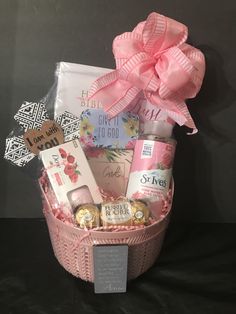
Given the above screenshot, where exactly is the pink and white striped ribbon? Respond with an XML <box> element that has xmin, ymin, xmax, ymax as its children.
<box><xmin>88</xmin><ymin>12</ymin><xmax>205</xmax><ymax>133</ymax></box>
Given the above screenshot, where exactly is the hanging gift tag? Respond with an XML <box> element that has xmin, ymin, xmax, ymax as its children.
<box><xmin>4</xmin><ymin>98</ymin><xmax>80</xmax><ymax>168</ymax></box>
<box><xmin>93</xmin><ymin>245</ymin><xmax>128</xmax><ymax>294</ymax></box>
<box><xmin>24</xmin><ymin>120</ymin><xmax>64</xmax><ymax>155</ymax></box>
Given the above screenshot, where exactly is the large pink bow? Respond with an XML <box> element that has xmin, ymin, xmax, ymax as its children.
<box><xmin>89</xmin><ymin>12</ymin><xmax>205</xmax><ymax>133</ymax></box>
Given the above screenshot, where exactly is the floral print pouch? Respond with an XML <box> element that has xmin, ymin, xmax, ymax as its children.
<box><xmin>79</xmin><ymin>109</ymin><xmax>139</xmax><ymax>149</ymax></box>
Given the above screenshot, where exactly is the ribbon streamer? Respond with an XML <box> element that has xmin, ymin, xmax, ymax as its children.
<box><xmin>89</xmin><ymin>12</ymin><xmax>205</xmax><ymax>133</ymax></box>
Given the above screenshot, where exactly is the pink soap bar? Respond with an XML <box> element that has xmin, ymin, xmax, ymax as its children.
<box><xmin>40</xmin><ymin>139</ymin><xmax>103</xmax><ymax>215</ymax></box>
<box><xmin>68</xmin><ymin>185</ymin><xmax>94</xmax><ymax>208</ymax></box>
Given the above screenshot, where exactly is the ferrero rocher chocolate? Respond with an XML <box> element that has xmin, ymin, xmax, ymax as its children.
<box><xmin>130</xmin><ymin>200</ymin><xmax>149</xmax><ymax>225</ymax></box>
<box><xmin>74</xmin><ymin>204</ymin><xmax>100</xmax><ymax>229</ymax></box>
<box><xmin>100</xmin><ymin>201</ymin><xmax>132</xmax><ymax>226</ymax></box>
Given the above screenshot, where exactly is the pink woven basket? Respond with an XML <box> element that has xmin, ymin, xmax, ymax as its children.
<box><xmin>42</xmin><ymin>187</ymin><xmax>173</xmax><ymax>282</ymax></box>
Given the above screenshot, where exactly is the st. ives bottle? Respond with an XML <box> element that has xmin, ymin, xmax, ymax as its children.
<box><xmin>126</xmin><ymin>120</ymin><xmax>176</xmax><ymax>202</ymax></box>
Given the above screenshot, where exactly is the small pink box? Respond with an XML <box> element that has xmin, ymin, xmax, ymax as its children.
<box><xmin>40</xmin><ymin>139</ymin><xmax>103</xmax><ymax>214</ymax></box>
<box><xmin>86</xmin><ymin>148</ymin><xmax>133</xmax><ymax>197</ymax></box>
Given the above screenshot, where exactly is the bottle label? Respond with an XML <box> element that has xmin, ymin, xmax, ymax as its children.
<box><xmin>126</xmin><ymin>140</ymin><xmax>175</xmax><ymax>200</ymax></box>
<box><xmin>141</xmin><ymin>140</ymin><xmax>154</xmax><ymax>159</ymax></box>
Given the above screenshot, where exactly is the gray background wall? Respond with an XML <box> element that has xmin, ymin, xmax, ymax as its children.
<box><xmin>0</xmin><ymin>0</ymin><xmax>235</xmax><ymax>221</ymax></box>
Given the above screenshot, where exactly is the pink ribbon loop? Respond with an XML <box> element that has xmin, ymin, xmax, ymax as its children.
<box><xmin>89</xmin><ymin>12</ymin><xmax>205</xmax><ymax>133</ymax></box>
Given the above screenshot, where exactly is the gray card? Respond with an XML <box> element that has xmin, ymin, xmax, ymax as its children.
<box><xmin>93</xmin><ymin>245</ymin><xmax>128</xmax><ymax>294</ymax></box>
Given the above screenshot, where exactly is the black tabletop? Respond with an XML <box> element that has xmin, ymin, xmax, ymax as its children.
<box><xmin>0</xmin><ymin>219</ymin><xmax>235</xmax><ymax>314</ymax></box>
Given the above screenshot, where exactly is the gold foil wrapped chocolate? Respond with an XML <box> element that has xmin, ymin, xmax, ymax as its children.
<box><xmin>75</xmin><ymin>204</ymin><xmax>100</xmax><ymax>229</ymax></box>
<box><xmin>130</xmin><ymin>200</ymin><xmax>149</xmax><ymax>225</ymax></box>
<box><xmin>100</xmin><ymin>199</ymin><xmax>150</xmax><ymax>226</ymax></box>
<box><xmin>100</xmin><ymin>201</ymin><xmax>132</xmax><ymax>226</ymax></box>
